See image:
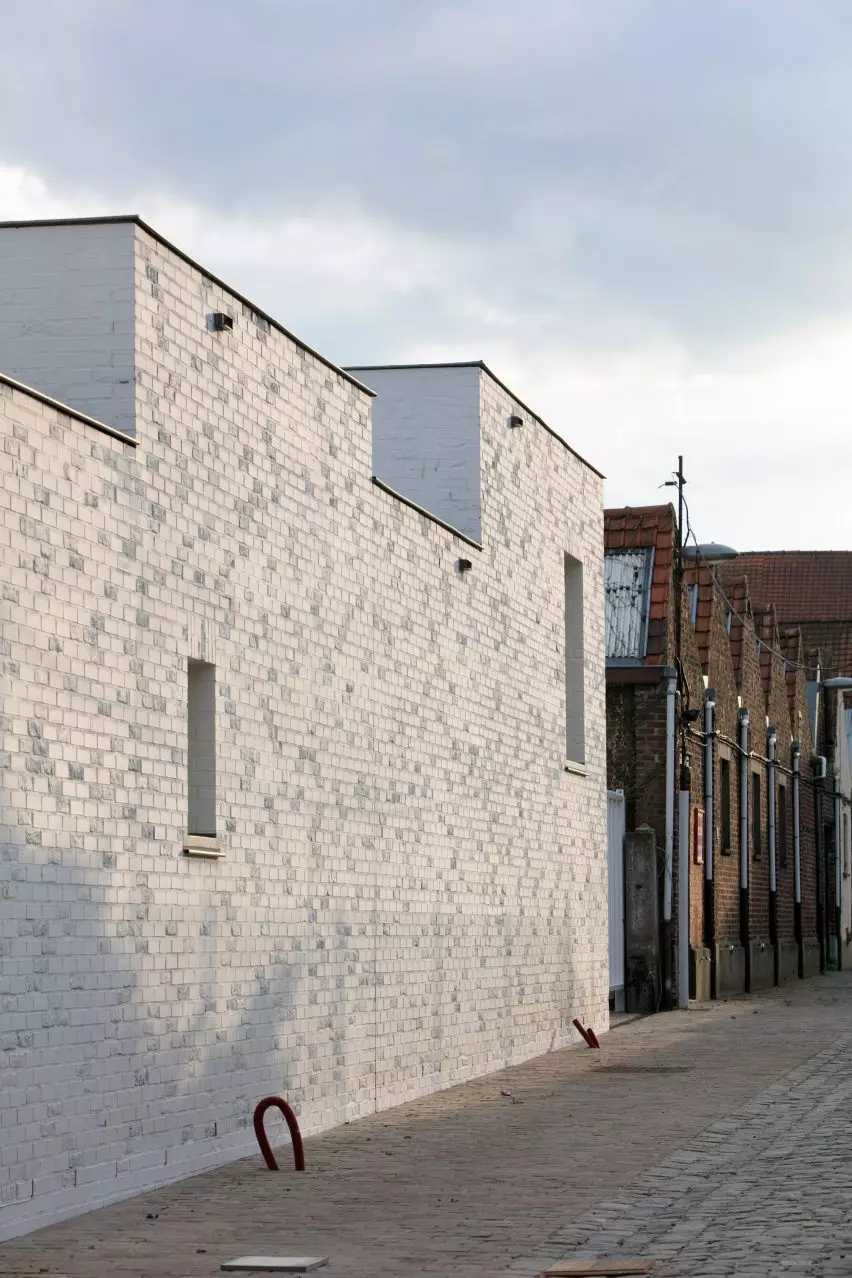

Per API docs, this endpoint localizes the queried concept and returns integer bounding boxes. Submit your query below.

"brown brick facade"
[606,505,822,1006]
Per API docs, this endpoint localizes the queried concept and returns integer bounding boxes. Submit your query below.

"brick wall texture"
[0,221,608,1237]
[604,508,822,1006]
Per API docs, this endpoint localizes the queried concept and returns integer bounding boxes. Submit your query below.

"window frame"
[564,553,586,769]
[185,658,223,858]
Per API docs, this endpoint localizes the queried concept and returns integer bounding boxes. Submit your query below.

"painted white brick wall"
[0,219,607,1240]
[0,221,136,436]
[351,363,482,543]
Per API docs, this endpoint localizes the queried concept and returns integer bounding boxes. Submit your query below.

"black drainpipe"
[767,726,779,986]
[792,741,803,979]
[814,756,826,973]
[703,688,716,998]
[739,707,750,991]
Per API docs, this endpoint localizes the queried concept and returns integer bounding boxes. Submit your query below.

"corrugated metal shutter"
[605,549,652,661]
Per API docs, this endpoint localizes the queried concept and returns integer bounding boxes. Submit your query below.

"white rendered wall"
[0,221,136,436]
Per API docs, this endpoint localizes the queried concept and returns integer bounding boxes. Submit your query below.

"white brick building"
[0,216,607,1238]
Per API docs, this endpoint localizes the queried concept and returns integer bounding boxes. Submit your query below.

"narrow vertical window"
[752,771,761,860]
[720,758,732,853]
[188,659,216,836]
[564,553,585,766]
[844,813,849,878]
[687,583,699,628]
[778,783,788,868]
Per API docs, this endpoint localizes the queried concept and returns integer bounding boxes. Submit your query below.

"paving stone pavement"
[2,972,852,1278]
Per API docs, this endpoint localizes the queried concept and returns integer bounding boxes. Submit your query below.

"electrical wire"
[683,724,851,806]
[677,485,849,679]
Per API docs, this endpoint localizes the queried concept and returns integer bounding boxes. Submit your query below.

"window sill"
[564,760,587,777]
[183,834,224,859]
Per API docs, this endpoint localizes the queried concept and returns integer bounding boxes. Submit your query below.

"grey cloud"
[4,0,852,361]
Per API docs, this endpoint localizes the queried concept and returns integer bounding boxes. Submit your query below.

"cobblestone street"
[2,972,851,1278]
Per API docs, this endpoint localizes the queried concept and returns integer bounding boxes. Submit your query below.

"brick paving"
[2,972,851,1277]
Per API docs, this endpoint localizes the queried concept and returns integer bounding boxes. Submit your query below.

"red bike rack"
[253,1096,306,1171]
[572,1017,601,1049]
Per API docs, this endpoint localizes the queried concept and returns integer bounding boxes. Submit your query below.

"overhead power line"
[677,486,845,680]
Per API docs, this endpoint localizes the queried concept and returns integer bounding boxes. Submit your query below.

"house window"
[778,783,788,868]
[564,553,585,766]
[188,660,216,836]
[845,813,849,879]
[752,772,761,860]
[720,757,732,854]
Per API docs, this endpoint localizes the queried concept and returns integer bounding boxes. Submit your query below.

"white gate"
[607,790,626,1005]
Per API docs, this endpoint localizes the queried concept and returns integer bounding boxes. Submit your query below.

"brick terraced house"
[734,552,852,969]
[0,217,607,1237]
[605,506,826,1011]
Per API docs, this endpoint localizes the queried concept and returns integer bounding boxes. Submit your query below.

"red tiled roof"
[735,552,852,621]
[755,603,781,699]
[604,504,675,665]
[723,575,751,686]
[682,563,714,670]
[735,552,852,677]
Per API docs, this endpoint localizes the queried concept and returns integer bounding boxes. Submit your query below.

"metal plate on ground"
[221,1260,329,1273]
[591,1064,692,1074]
[543,1261,653,1276]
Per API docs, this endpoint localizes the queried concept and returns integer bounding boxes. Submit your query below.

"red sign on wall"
[693,808,705,865]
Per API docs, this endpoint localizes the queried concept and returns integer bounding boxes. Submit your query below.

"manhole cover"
[591,1064,693,1075]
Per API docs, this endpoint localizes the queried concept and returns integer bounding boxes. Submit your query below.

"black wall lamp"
[508,414,523,429]
[457,559,472,574]
[210,312,234,333]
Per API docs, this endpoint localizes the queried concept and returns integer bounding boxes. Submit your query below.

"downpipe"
[767,727,778,986]
[835,783,843,972]
[677,754,692,1009]
[815,756,826,973]
[704,689,716,999]
[739,708,750,991]
[662,670,677,1007]
[792,742,803,979]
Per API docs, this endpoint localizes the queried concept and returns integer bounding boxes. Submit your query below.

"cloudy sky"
[2,1,851,550]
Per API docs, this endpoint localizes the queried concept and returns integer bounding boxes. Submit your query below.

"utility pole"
[666,461,739,1007]
[675,456,684,698]
[667,457,690,1008]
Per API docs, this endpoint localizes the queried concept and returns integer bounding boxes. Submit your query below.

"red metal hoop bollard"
[253,1096,306,1171]
[572,1017,601,1049]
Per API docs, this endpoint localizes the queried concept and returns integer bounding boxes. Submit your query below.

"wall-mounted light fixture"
[508,414,523,429]
[210,312,234,333]
[457,559,472,574]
